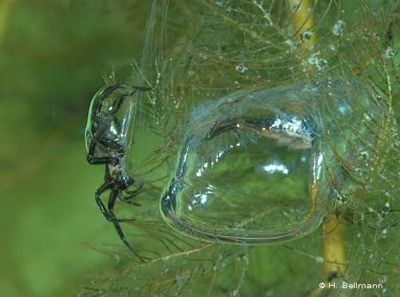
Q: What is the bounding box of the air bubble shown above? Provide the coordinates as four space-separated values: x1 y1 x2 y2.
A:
235 64 249 73
307 53 328 71
175 275 189 289
285 39 298 52
303 31 313 40
379 275 388 284
382 202 391 215
384 47 396 59
332 20 345 36
161 77 387 244
161 85 325 243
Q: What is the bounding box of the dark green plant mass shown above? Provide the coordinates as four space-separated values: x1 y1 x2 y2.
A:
1 1 399 297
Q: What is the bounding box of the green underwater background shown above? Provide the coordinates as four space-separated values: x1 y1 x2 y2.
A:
1 1 400 296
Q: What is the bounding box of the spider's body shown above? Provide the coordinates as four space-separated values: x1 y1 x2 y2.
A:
85 83 149 259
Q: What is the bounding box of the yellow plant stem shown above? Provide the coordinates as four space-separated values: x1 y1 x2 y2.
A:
0 0 14 44
288 0 346 292
287 0 316 49
323 214 346 280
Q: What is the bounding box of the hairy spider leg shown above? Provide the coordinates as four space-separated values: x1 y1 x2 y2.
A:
97 169 136 223
95 181 114 220
95 182 148 262
87 140 120 166
111 91 132 113
108 188 151 262
107 188 136 223
109 85 151 117
119 180 144 205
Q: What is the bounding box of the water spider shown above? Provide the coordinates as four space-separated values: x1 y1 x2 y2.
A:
85 83 150 260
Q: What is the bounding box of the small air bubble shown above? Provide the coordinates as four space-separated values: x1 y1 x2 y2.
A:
359 150 369 159
354 167 363 176
232 289 240 297
113 254 121 263
363 113 371 121
175 275 189 289
303 31 313 40
307 53 328 71
384 47 396 59
369 253 374 260
285 39 297 52
235 64 249 73
379 275 388 284
332 20 345 36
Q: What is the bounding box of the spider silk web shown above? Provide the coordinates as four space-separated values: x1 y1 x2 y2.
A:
82 1 400 296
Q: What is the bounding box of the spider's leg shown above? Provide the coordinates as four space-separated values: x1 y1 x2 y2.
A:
119 179 143 203
108 189 136 222
87 147 119 165
109 87 150 116
101 122 125 155
87 141 110 165
96 171 137 220
87 134 121 165
87 138 123 166
118 183 142 206
92 119 124 154
110 94 126 115
87 155 119 166
95 181 113 221
109 92 134 117
119 194 142 206
121 200 142 207
119 196 142 206
111 218 149 262
108 189 148 262
98 138 124 153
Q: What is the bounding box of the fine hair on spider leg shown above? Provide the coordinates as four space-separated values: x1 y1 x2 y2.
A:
94 181 148 262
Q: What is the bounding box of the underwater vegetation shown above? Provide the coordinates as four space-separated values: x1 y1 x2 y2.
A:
0 0 399 296
81 0 400 296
